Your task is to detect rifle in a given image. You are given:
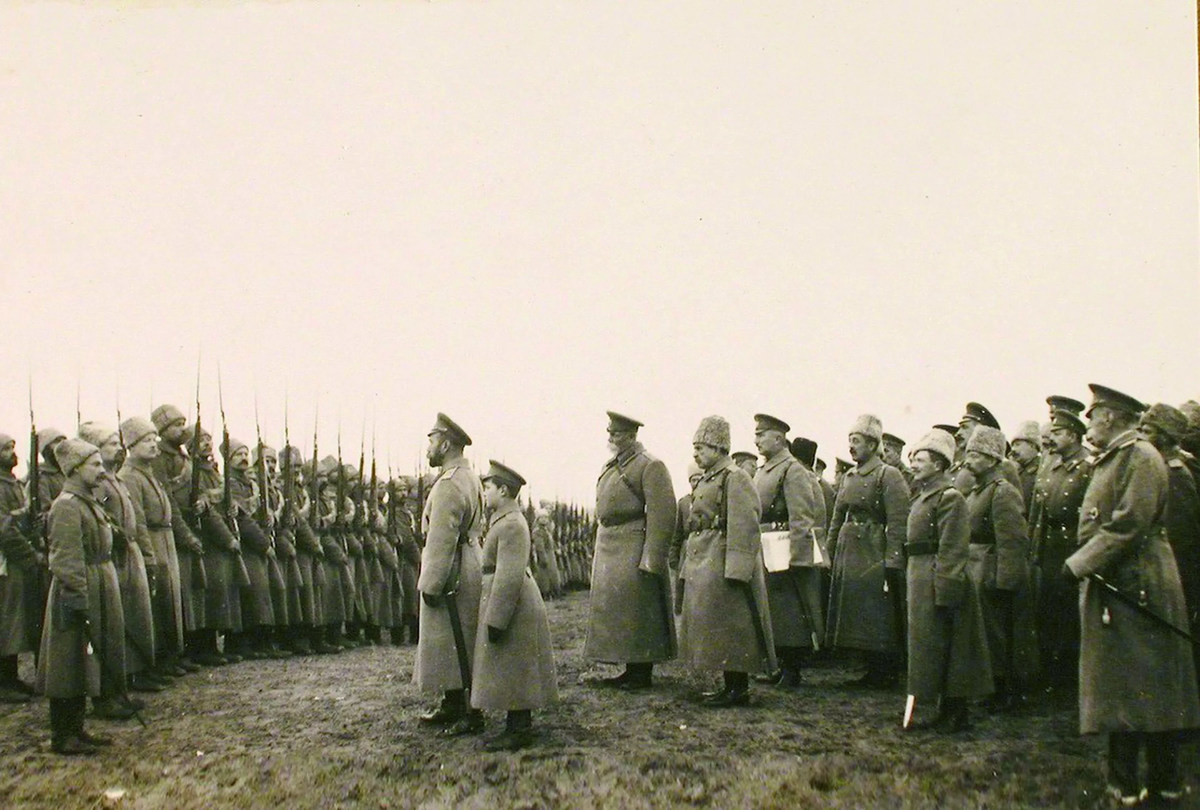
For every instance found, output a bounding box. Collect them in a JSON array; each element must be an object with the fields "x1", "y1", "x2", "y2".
[
  {"x1": 26, "y1": 376, "x2": 41, "y2": 541},
  {"x1": 188, "y1": 358, "x2": 204, "y2": 524},
  {"x1": 217, "y1": 365, "x2": 235, "y2": 528},
  {"x1": 355, "y1": 416, "x2": 366, "y2": 532},
  {"x1": 254, "y1": 392, "x2": 272, "y2": 534},
  {"x1": 336, "y1": 422, "x2": 345, "y2": 530},
  {"x1": 281, "y1": 393, "x2": 293, "y2": 530},
  {"x1": 310, "y1": 406, "x2": 321, "y2": 531},
  {"x1": 368, "y1": 419, "x2": 377, "y2": 534}
]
